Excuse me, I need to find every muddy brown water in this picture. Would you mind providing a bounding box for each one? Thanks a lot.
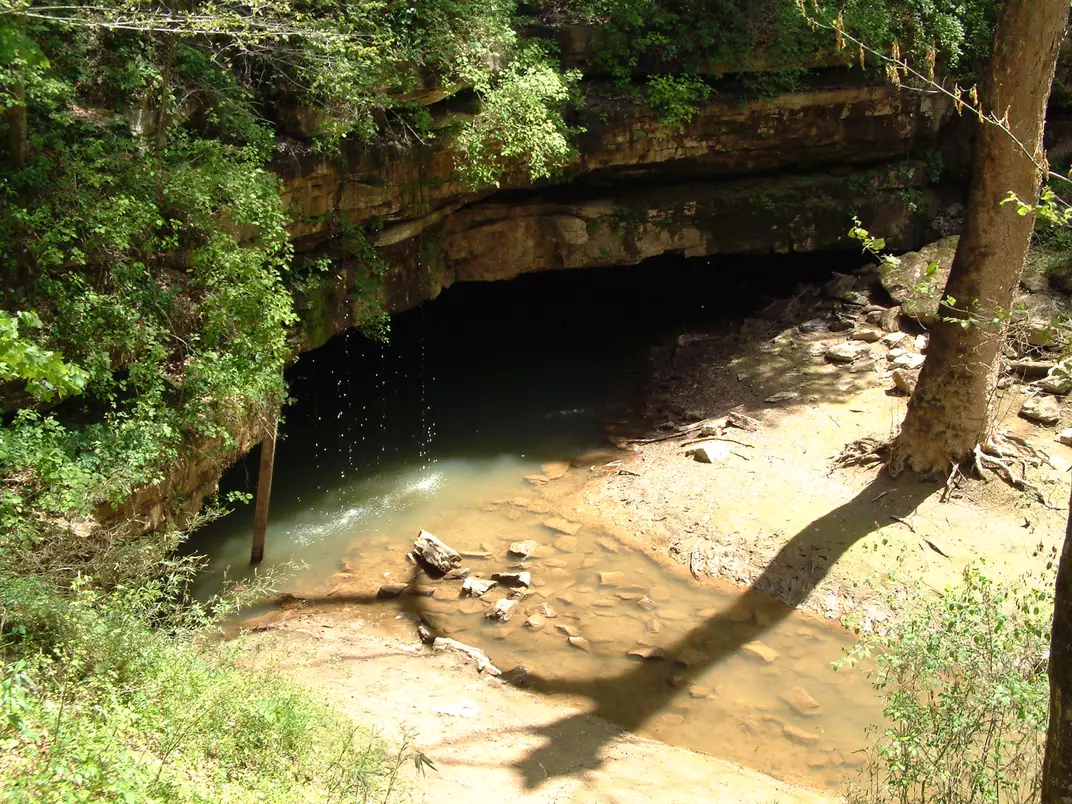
[192,256,882,792]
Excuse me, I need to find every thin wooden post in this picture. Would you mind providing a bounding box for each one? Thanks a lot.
[251,418,277,565]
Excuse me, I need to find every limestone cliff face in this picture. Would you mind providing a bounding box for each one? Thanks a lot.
[283,80,959,348]
[112,77,963,535]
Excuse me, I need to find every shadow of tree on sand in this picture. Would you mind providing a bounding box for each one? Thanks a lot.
[509,473,940,789]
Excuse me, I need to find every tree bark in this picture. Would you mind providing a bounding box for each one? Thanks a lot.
[6,83,26,169]
[889,0,1068,475]
[1044,483,1072,803]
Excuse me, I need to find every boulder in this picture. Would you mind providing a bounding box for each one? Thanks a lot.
[823,272,856,300]
[486,598,518,622]
[892,352,926,370]
[891,368,918,395]
[461,577,497,598]
[413,530,462,573]
[508,540,540,558]
[686,442,732,464]
[879,236,958,324]
[825,341,871,363]
[1021,395,1061,425]
[850,326,883,343]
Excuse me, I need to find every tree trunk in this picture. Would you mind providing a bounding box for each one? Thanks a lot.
[6,83,26,169]
[1044,484,1072,803]
[889,0,1068,475]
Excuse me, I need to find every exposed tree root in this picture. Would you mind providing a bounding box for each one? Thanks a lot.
[971,432,1052,506]
[833,437,891,468]
[834,431,1055,507]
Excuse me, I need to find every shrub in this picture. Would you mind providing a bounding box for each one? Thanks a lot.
[841,564,1052,804]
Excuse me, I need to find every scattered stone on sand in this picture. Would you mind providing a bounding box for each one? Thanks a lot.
[486,598,518,623]
[413,530,462,573]
[554,623,581,638]
[508,540,540,558]
[1057,428,1072,447]
[688,685,714,699]
[825,341,871,363]
[443,567,470,581]
[596,537,620,554]
[540,461,570,479]
[432,637,502,676]
[599,571,627,587]
[1021,395,1061,425]
[508,587,534,600]
[880,331,907,348]
[542,517,581,535]
[627,646,665,661]
[765,391,799,404]
[637,596,657,611]
[416,622,435,644]
[617,591,645,601]
[686,442,733,464]
[461,577,497,598]
[524,614,546,631]
[666,673,688,689]
[492,571,532,588]
[782,724,821,746]
[780,686,823,717]
[459,550,493,560]
[646,618,663,633]
[591,597,617,608]
[674,648,709,667]
[406,585,436,597]
[554,535,579,552]
[568,636,591,651]
[891,352,926,370]
[850,326,883,343]
[534,602,557,618]
[891,368,918,395]
[742,641,780,664]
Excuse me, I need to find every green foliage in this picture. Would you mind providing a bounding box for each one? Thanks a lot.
[646,74,711,130]
[457,45,582,188]
[842,565,1051,804]
[0,565,419,803]
[0,310,88,401]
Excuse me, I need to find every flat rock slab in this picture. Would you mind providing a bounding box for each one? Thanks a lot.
[508,540,540,558]
[783,724,821,746]
[742,640,780,664]
[413,530,462,573]
[599,571,627,587]
[492,571,531,588]
[377,583,408,599]
[432,637,502,676]
[543,517,582,535]
[780,686,823,717]
[825,341,871,363]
